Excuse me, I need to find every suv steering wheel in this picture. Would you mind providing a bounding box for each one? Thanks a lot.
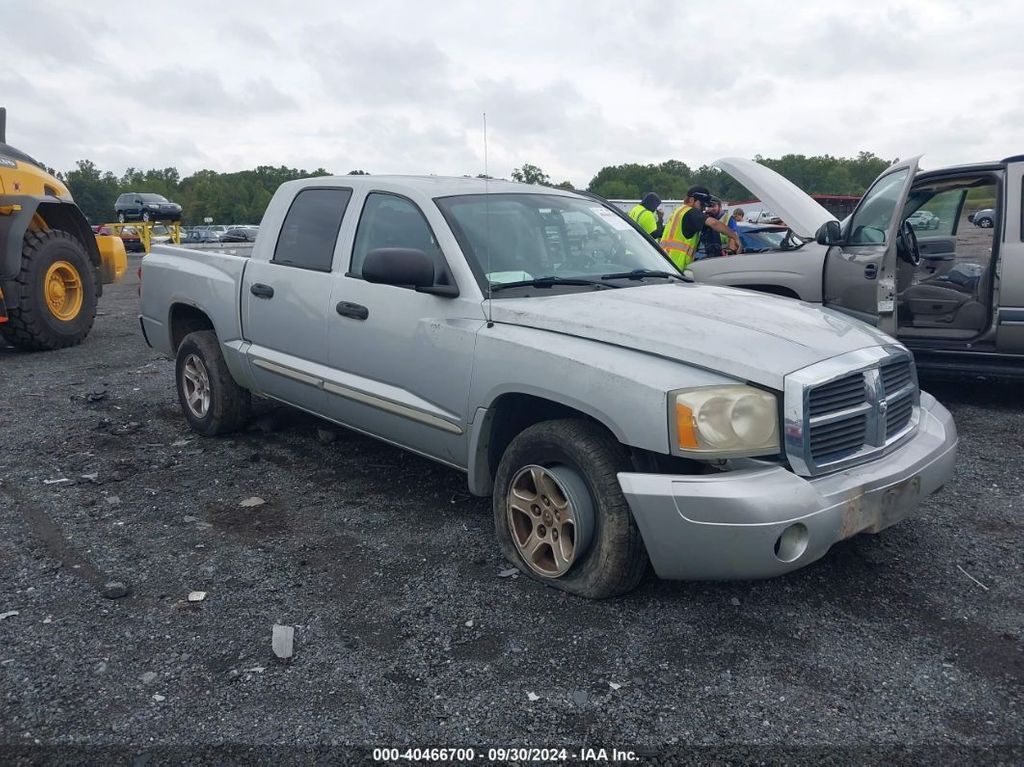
[896,218,921,266]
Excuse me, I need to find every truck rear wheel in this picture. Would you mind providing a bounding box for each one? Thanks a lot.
[175,330,251,436]
[493,418,649,599]
[1,229,97,351]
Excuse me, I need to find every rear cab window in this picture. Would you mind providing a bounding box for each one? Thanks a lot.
[272,187,353,271]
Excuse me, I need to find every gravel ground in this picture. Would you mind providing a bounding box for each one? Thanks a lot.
[0,257,1021,763]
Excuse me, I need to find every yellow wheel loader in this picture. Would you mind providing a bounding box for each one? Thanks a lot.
[0,107,126,350]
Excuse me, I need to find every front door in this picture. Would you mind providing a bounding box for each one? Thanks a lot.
[323,191,480,467]
[824,157,920,333]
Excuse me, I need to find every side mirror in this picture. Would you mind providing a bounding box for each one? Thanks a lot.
[362,248,459,296]
[815,220,842,245]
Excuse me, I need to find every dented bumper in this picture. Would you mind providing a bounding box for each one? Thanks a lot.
[618,391,957,580]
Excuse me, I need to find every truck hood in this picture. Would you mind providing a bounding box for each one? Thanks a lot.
[713,157,837,238]
[488,283,896,390]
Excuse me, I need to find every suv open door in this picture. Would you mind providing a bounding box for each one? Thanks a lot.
[819,157,920,334]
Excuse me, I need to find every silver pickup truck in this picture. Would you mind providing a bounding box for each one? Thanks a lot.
[140,176,957,598]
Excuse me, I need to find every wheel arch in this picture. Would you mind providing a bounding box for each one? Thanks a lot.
[168,302,215,352]
[467,392,627,497]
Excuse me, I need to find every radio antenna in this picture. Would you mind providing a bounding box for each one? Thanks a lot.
[483,111,493,326]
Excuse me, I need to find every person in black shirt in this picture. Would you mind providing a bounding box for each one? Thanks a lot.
[661,186,741,269]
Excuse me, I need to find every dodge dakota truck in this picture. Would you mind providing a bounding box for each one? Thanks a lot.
[690,154,1024,377]
[140,176,957,598]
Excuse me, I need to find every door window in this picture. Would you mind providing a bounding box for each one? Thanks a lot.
[847,169,910,245]
[350,193,445,278]
[272,188,352,271]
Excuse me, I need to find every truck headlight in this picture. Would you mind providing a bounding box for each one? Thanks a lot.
[670,385,779,457]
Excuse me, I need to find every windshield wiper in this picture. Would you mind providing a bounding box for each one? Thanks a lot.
[489,276,620,293]
[600,268,688,282]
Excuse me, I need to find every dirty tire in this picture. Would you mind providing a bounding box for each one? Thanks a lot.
[493,418,649,599]
[175,330,251,436]
[1,229,97,351]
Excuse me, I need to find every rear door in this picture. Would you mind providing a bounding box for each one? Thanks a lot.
[241,187,352,412]
[823,157,920,333]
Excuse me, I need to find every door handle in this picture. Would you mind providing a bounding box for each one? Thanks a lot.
[250,283,274,298]
[864,264,878,280]
[336,301,369,320]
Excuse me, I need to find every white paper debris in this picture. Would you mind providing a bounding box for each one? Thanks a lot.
[245,666,266,674]
[464,619,474,627]
[608,682,622,691]
[272,624,294,659]
[187,591,207,602]
[527,692,540,702]
[497,568,518,578]
[240,497,265,508]
[153,694,165,702]
[0,611,19,621]
[43,478,71,485]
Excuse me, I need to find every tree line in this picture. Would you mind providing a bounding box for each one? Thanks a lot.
[58,152,894,225]
[584,152,895,201]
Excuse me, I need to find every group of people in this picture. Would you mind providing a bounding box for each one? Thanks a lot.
[627,188,745,270]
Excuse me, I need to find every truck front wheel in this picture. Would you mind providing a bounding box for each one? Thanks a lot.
[175,330,250,436]
[493,418,649,599]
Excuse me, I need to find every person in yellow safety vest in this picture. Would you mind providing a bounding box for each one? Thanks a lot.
[660,186,741,270]
[628,192,665,239]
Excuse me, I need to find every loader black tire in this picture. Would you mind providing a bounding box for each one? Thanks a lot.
[1,229,97,351]
[175,330,251,436]
[493,418,649,599]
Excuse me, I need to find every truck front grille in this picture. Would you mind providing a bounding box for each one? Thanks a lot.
[784,347,920,477]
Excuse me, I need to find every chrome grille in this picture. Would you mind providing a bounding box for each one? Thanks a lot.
[784,346,921,477]
[886,393,915,434]
[809,413,868,462]
[880,359,913,394]
[808,373,867,416]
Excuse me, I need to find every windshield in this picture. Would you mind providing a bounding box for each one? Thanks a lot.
[435,193,676,294]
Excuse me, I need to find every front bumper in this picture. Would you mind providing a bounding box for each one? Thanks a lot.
[619,391,957,580]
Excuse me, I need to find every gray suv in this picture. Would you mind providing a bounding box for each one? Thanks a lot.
[114,192,182,223]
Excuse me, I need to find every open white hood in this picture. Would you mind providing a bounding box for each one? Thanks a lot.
[713,157,837,238]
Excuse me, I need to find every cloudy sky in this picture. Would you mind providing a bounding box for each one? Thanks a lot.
[3,0,1022,186]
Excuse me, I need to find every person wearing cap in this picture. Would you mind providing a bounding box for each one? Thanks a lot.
[628,192,665,239]
[660,186,741,270]
[700,197,741,259]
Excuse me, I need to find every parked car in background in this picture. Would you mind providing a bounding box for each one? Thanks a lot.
[183,229,222,244]
[907,209,940,229]
[696,223,808,259]
[114,192,183,223]
[970,208,995,228]
[98,224,144,253]
[220,226,258,243]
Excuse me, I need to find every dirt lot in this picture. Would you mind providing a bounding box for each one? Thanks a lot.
[1,257,1022,763]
